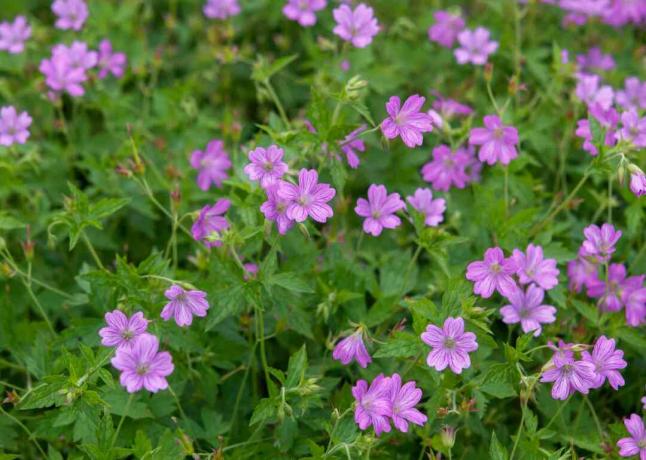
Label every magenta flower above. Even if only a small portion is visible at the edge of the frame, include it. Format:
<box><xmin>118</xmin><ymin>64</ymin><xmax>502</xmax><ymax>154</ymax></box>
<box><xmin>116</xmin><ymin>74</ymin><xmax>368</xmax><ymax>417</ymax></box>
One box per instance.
<box><xmin>622</xmin><ymin>275</ymin><xmax>646</xmax><ymax>327</ymax></box>
<box><xmin>454</xmin><ymin>27</ymin><xmax>498</xmax><ymax>66</ymax></box>
<box><xmin>581</xmin><ymin>336</ymin><xmax>626</xmax><ymax>390</ymax></box>
<box><xmin>53</xmin><ymin>41</ymin><xmax>98</xmax><ymax>71</ymax></box>
<box><xmin>97</xmin><ymin>40</ymin><xmax>127</xmax><ymax>79</ymax></box>
<box><xmin>261</xmin><ymin>184</ymin><xmax>295</xmax><ymax>235</ymax></box>
<box><xmin>431</xmin><ymin>91</ymin><xmax>473</xmax><ymax>118</ymax></box>
<box><xmin>586</xmin><ymin>263</ymin><xmax>628</xmax><ymax>312</ymax></box>
<box><xmin>52</xmin><ymin>0</ymin><xmax>88</xmax><ymax>31</ymax></box>
<box><xmin>99</xmin><ymin>310</ymin><xmax>148</xmax><ymax>349</ymax></box>
<box><xmin>581</xmin><ymin>223</ymin><xmax>622</xmax><ymax>263</ymax></box>
<box><xmin>332</xmin><ymin>329</ymin><xmax>371</xmax><ymax>368</ymax></box>
<box><xmin>618</xmin><ymin>109</ymin><xmax>646</xmax><ymax>148</ymax></box>
<box><xmin>111</xmin><ymin>333</ymin><xmax>174</xmax><ymax>393</ymax></box>
<box><xmin>39</xmin><ymin>53</ymin><xmax>88</xmax><ymax>97</ymax></box>
<box><xmin>617</xmin><ymin>414</ymin><xmax>646</xmax><ymax>459</ymax></box>
<box><xmin>277</xmin><ymin>169</ymin><xmax>336</xmax><ymax>223</ymax></box>
<box><xmin>0</xmin><ymin>106</ymin><xmax>32</xmax><ymax>147</ymax></box>
<box><xmin>332</xmin><ymin>3</ymin><xmax>379</xmax><ymax>48</ymax></box>
<box><xmin>428</xmin><ymin>10</ymin><xmax>464</xmax><ymax>48</ymax></box>
<box><xmin>575</xmin><ymin>74</ymin><xmax>614</xmax><ymax>110</ymax></box>
<box><xmin>574</xmin><ymin>104</ymin><xmax>619</xmax><ymax>156</ymax></box>
<box><xmin>630</xmin><ymin>172</ymin><xmax>646</xmax><ymax>197</ymax></box>
<box><xmin>576</xmin><ymin>47</ymin><xmax>615</xmax><ymax>73</ymax></box>
<box><xmin>421</xmin><ymin>144</ymin><xmax>474</xmax><ymax>191</ymax></box>
<box><xmin>161</xmin><ymin>285</ymin><xmax>210</xmax><ymax>327</ymax></box>
<box><xmin>339</xmin><ymin>126</ymin><xmax>366</xmax><ymax>168</ymax></box>
<box><xmin>381</xmin><ymin>95</ymin><xmax>434</xmax><ymax>148</ymax></box>
<box><xmin>466</xmin><ymin>247</ymin><xmax>517</xmax><ymax>298</ymax></box>
<box><xmin>500</xmin><ymin>284</ymin><xmax>557</xmax><ymax>337</ymax></box>
<box><xmin>352</xmin><ymin>374</ymin><xmax>392</xmax><ymax>436</ymax></box>
<box><xmin>243</xmin><ymin>145</ymin><xmax>288</xmax><ymax>188</ymax></box>
<box><xmin>203</xmin><ymin>0</ymin><xmax>240</xmax><ymax>19</ymax></box>
<box><xmin>421</xmin><ymin>317</ymin><xmax>478</xmax><ymax>374</ymax></box>
<box><xmin>512</xmin><ymin>243</ymin><xmax>559</xmax><ymax>290</ymax></box>
<box><xmin>191</xmin><ymin>199</ymin><xmax>231</xmax><ymax>247</ymax></box>
<box><xmin>540</xmin><ymin>354</ymin><xmax>596</xmax><ymax>400</ymax></box>
<box><xmin>190</xmin><ymin>140</ymin><xmax>232</xmax><ymax>190</ymax></box>
<box><xmin>567</xmin><ymin>251</ymin><xmax>598</xmax><ymax>293</ymax></box>
<box><xmin>406</xmin><ymin>188</ymin><xmax>446</xmax><ymax>227</ymax></box>
<box><xmin>389</xmin><ymin>374</ymin><xmax>427</xmax><ymax>433</ymax></box>
<box><xmin>283</xmin><ymin>0</ymin><xmax>327</xmax><ymax>27</ymax></box>
<box><xmin>616</xmin><ymin>77</ymin><xmax>646</xmax><ymax>111</ymax></box>
<box><xmin>0</xmin><ymin>16</ymin><xmax>31</xmax><ymax>54</ymax></box>
<box><xmin>469</xmin><ymin>115</ymin><xmax>519</xmax><ymax>165</ymax></box>
<box><xmin>355</xmin><ymin>184</ymin><xmax>405</xmax><ymax>237</ymax></box>
<box><xmin>243</xmin><ymin>263</ymin><xmax>258</xmax><ymax>280</ymax></box>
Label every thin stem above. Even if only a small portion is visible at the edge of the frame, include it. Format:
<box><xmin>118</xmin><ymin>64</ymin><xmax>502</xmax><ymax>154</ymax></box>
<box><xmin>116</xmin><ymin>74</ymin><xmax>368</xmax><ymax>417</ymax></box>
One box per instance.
<box><xmin>228</xmin><ymin>343</ymin><xmax>257</xmax><ymax>440</ymax></box>
<box><xmin>23</xmin><ymin>280</ymin><xmax>56</xmax><ymax>335</ymax></box>
<box><xmin>168</xmin><ymin>385</ymin><xmax>188</xmax><ymax>421</ymax></box>
<box><xmin>510</xmin><ymin>405</ymin><xmax>526</xmax><ymax>460</ymax></box>
<box><xmin>263</xmin><ymin>79</ymin><xmax>290</xmax><ymax>129</ymax></box>
<box><xmin>222</xmin><ymin>437</ymin><xmax>273</xmax><ymax>452</ymax></box>
<box><xmin>0</xmin><ymin>405</ymin><xmax>48</xmax><ymax>458</ymax></box>
<box><xmin>82</xmin><ymin>231</ymin><xmax>105</xmax><ymax>270</ymax></box>
<box><xmin>76</xmin><ymin>350</ymin><xmax>113</xmax><ymax>387</ymax></box>
<box><xmin>0</xmin><ymin>380</ymin><xmax>24</xmax><ymax>391</ymax></box>
<box><xmin>607</xmin><ymin>179</ymin><xmax>613</xmax><ymax>223</ymax></box>
<box><xmin>111</xmin><ymin>393</ymin><xmax>134</xmax><ymax>448</ymax></box>
<box><xmin>584</xmin><ymin>395</ymin><xmax>604</xmax><ymax>442</ymax></box>
<box><xmin>136</xmin><ymin>177</ymin><xmax>193</xmax><ymax>239</ymax></box>
<box><xmin>504</xmin><ymin>165</ymin><xmax>510</xmax><ymax>216</ymax></box>
<box><xmin>542</xmin><ymin>397</ymin><xmax>570</xmax><ymax>432</ymax></box>
<box><xmin>254</xmin><ymin>302</ymin><xmax>273</xmax><ymax>396</ymax></box>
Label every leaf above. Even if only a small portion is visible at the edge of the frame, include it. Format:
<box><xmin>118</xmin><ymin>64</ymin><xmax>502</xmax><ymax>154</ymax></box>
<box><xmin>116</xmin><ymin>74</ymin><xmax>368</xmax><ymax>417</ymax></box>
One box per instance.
<box><xmin>571</xmin><ymin>299</ymin><xmax>598</xmax><ymax>323</ymax></box>
<box><xmin>134</xmin><ymin>430</ymin><xmax>153</xmax><ymax>459</ymax></box>
<box><xmin>251</xmin><ymin>54</ymin><xmax>298</xmax><ymax>82</ymax></box>
<box><xmin>266</xmin><ymin>272</ymin><xmax>314</xmax><ymax>293</ymax></box>
<box><xmin>285</xmin><ymin>345</ymin><xmax>307</xmax><ymax>389</ymax></box>
<box><xmin>0</xmin><ymin>213</ymin><xmax>25</xmax><ymax>230</ymax></box>
<box><xmin>374</xmin><ymin>332</ymin><xmax>421</xmax><ymax>358</ymax></box>
<box><xmin>249</xmin><ymin>397</ymin><xmax>278</xmax><ymax>426</ymax></box>
<box><xmin>489</xmin><ymin>431</ymin><xmax>509</xmax><ymax>460</ymax></box>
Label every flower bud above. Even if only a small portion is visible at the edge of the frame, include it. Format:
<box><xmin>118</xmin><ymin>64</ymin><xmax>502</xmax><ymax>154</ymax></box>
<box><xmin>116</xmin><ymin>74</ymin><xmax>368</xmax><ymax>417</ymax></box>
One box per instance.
<box><xmin>441</xmin><ymin>426</ymin><xmax>456</xmax><ymax>448</ymax></box>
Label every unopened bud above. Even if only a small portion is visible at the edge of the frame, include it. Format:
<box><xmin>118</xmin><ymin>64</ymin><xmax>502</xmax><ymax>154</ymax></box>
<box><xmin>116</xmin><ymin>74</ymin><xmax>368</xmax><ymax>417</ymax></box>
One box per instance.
<box><xmin>440</xmin><ymin>426</ymin><xmax>456</xmax><ymax>448</ymax></box>
<box><xmin>484</xmin><ymin>63</ymin><xmax>493</xmax><ymax>82</ymax></box>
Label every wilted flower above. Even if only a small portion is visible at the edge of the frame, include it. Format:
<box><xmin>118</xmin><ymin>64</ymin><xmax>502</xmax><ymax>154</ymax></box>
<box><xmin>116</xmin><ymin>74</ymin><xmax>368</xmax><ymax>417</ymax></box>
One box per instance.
<box><xmin>332</xmin><ymin>3</ymin><xmax>379</xmax><ymax>48</ymax></box>
<box><xmin>97</xmin><ymin>40</ymin><xmax>127</xmax><ymax>79</ymax></box>
<box><xmin>0</xmin><ymin>16</ymin><xmax>31</xmax><ymax>54</ymax></box>
<box><xmin>454</xmin><ymin>27</ymin><xmax>498</xmax><ymax>65</ymax></box>
<box><xmin>389</xmin><ymin>374</ymin><xmax>427</xmax><ymax>432</ymax></box>
<box><xmin>332</xmin><ymin>328</ymin><xmax>371</xmax><ymax>368</ymax></box>
<box><xmin>244</xmin><ymin>145</ymin><xmax>288</xmax><ymax>188</ymax></box>
<box><xmin>203</xmin><ymin>0</ymin><xmax>240</xmax><ymax>19</ymax></box>
<box><xmin>617</xmin><ymin>414</ymin><xmax>646</xmax><ymax>459</ymax></box>
<box><xmin>283</xmin><ymin>0</ymin><xmax>327</xmax><ymax>27</ymax></box>
<box><xmin>512</xmin><ymin>243</ymin><xmax>560</xmax><ymax>290</ymax></box>
<box><xmin>99</xmin><ymin>310</ymin><xmax>148</xmax><ymax>349</ymax></box>
<box><xmin>111</xmin><ymin>333</ymin><xmax>174</xmax><ymax>393</ymax></box>
<box><xmin>466</xmin><ymin>247</ymin><xmax>517</xmax><ymax>298</ymax></box>
<box><xmin>421</xmin><ymin>317</ymin><xmax>479</xmax><ymax>374</ymax></box>
<box><xmin>0</xmin><ymin>106</ymin><xmax>32</xmax><ymax>147</ymax></box>
<box><xmin>352</xmin><ymin>374</ymin><xmax>393</xmax><ymax>436</ymax></box>
<box><xmin>629</xmin><ymin>171</ymin><xmax>646</xmax><ymax>197</ymax></box>
<box><xmin>381</xmin><ymin>95</ymin><xmax>434</xmax><ymax>148</ymax></box>
<box><xmin>161</xmin><ymin>285</ymin><xmax>210</xmax><ymax>327</ymax></box>
<box><xmin>355</xmin><ymin>184</ymin><xmax>406</xmax><ymax>236</ymax></box>
<box><xmin>277</xmin><ymin>169</ymin><xmax>336</xmax><ymax>223</ymax></box>
<box><xmin>52</xmin><ymin>0</ymin><xmax>89</xmax><ymax>31</ymax></box>
<box><xmin>339</xmin><ymin>126</ymin><xmax>366</xmax><ymax>168</ymax></box>
<box><xmin>469</xmin><ymin>115</ymin><xmax>519</xmax><ymax>165</ymax></box>
<box><xmin>428</xmin><ymin>10</ymin><xmax>464</xmax><ymax>48</ymax></box>
<box><xmin>191</xmin><ymin>199</ymin><xmax>231</xmax><ymax>247</ymax></box>
<box><xmin>406</xmin><ymin>188</ymin><xmax>446</xmax><ymax>227</ymax></box>
<box><xmin>190</xmin><ymin>140</ymin><xmax>232</xmax><ymax>190</ymax></box>
<box><xmin>581</xmin><ymin>336</ymin><xmax>626</xmax><ymax>390</ymax></box>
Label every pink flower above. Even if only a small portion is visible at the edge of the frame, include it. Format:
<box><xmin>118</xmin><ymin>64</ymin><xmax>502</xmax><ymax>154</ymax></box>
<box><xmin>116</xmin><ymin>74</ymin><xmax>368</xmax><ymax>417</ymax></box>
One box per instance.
<box><xmin>52</xmin><ymin>41</ymin><xmax>98</xmax><ymax>71</ymax></box>
<box><xmin>540</xmin><ymin>353</ymin><xmax>596</xmax><ymax>400</ymax></box>
<box><xmin>512</xmin><ymin>243</ymin><xmax>560</xmax><ymax>290</ymax></box>
<box><xmin>332</xmin><ymin>329</ymin><xmax>371</xmax><ymax>368</ymax></box>
<box><xmin>0</xmin><ymin>106</ymin><xmax>32</xmax><ymax>147</ymax></box>
<box><xmin>469</xmin><ymin>115</ymin><xmax>519</xmax><ymax>165</ymax></box>
<box><xmin>39</xmin><ymin>52</ymin><xmax>88</xmax><ymax>97</ymax></box>
<box><xmin>574</xmin><ymin>104</ymin><xmax>619</xmax><ymax>156</ymax></box>
<box><xmin>630</xmin><ymin>171</ymin><xmax>646</xmax><ymax>197</ymax></box>
<box><xmin>161</xmin><ymin>285</ymin><xmax>210</xmax><ymax>327</ymax></box>
<box><xmin>421</xmin><ymin>144</ymin><xmax>475</xmax><ymax>191</ymax></box>
<box><xmin>190</xmin><ymin>140</ymin><xmax>232</xmax><ymax>190</ymax></box>
<box><xmin>99</xmin><ymin>310</ymin><xmax>148</xmax><ymax>349</ymax></box>
<box><xmin>52</xmin><ymin>0</ymin><xmax>89</xmax><ymax>31</ymax></box>
<box><xmin>421</xmin><ymin>317</ymin><xmax>478</xmax><ymax>374</ymax></box>
<box><xmin>243</xmin><ymin>145</ymin><xmax>288</xmax><ymax>188</ymax></box>
<box><xmin>389</xmin><ymin>374</ymin><xmax>427</xmax><ymax>432</ymax></box>
<box><xmin>428</xmin><ymin>10</ymin><xmax>464</xmax><ymax>48</ymax></box>
<box><xmin>97</xmin><ymin>40</ymin><xmax>127</xmax><ymax>79</ymax></box>
<box><xmin>500</xmin><ymin>284</ymin><xmax>557</xmax><ymax>337</ymax></box>
<box><xmin>406</xmin><ymin>188</ymin><xmax>446</xmax><ymax>227</ymax></box>
<box><xmin>111</xmin><ymin>333</ymin><xmax>174</xmax><ymax>393</ymax></box>
<box><xmin>431</xmin><ymin>91</ymin><xmax>473</xmax><ymax>118</ymax></box>
<box><xmin>618</xmin><ymin>109</ymin><xmax>646</xmax><ymax>148</ymax></box>
<box><xmin>381</xmin><ymin>95</ymin><xmax>434</xmax><ymax>148</ymax></box>
<box><xmin>466</xmin><ymin>247</ymin><xmax>517</xmax><ymax>298</ymax></box>
<box><xmin>575</xmin><ymin>74</ymin><xmax>614</xmax><ymax>110</ymax></box>
<box><xmin>581</xmin><ymin>223</ymin><xmax>622</xmax><ymax>263</ymax></box>
<box><xmin>0</xmin><ymin>16</ymin><xmax>31</xmax><ymax>54</ymax></box>
<box><xmin>191</xmin><ymin>199</ymin><xmax>231</xmax><ymax>247</ymax></box>
<box><xmin>243</xmin><ymin>263</ymin><xmax>258</xmax><ymax>280</ymax></box>
<box><xmin>339</xmin><ymin>126</ymin><xmax>366</xmax><ymax>168</ymax></box>
<box><xmin>355</xmin><ymin>184</ymin><xmax>405</xmax><ymax>236</ymax></box>
<box><xmin>567</xmin><ymin>250</ymin><xmax>598</xmax><ymax>293</ymax></box>
<box><xmin>586</xmin><ymin>263</ymin><xmax>629</xmax><ymax>312</ymax></box>
<box><xmin>352</xmin><ymin>374</ymin><xmax>393</xmax><ymax>436</ymax></box>
<box><xmin>581</xmin><ymin>336</ymin><xmax>626</xmax><ymax>390</ymax></box>
<box><xmin>277</xmin><ymin>169</ymin><xmax>336</xmax><ymax>223</ymax></box>
<box><xmin>203</xmin><ymin>0</ymin><xmax>240</xmax><ymax>19</ymax></box>
<box><xmin>261</xmin><ymin>184</ymin><xmax>295</xmax><ymax>234</ymax></box>
<box><xmin>617</xmin><ymin>414</ymin><xmax>646</xmax><ymax>459</ymax></box>
<box><xmin>576</xmin><ymin>47</ymin><xmax>615</xmax><ymax>73</ymax></box>
<box><xmin>622</xmin><ymin>275</ymin><xmax>645</xmax><ymax>327</ymax></box>
<box><xmin>332</xmin><ymin>3</ymin><xmax>379</xmax><ymax>48</ymax></box>
<box><xmin>454</xmin><ymin>27</ymin><xmax>498</xmax><ymax>66</ymax></box>
<box><xmin>616</xmin><ymin>77</ymin><xmax>646</xmax><ymax>111</ymax></box>
<box><xmin>283</xmin><ymin>0</ymin><xmax>327</xmax><ymax>27</ymax></box>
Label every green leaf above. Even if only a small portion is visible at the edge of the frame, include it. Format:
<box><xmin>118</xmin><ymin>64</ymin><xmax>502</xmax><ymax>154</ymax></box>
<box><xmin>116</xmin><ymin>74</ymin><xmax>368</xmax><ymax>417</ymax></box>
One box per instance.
<box><xmin>266</xmin><ymin>272</ymin><xmax>314</xmax><ymax>293</ymax></box>
<box><xmin>489</xmin><ymin>431</ymin><xmax>509</xmax><ymax>460</ymax></box>
<box><xmin>251</xmin><ymin>54</ymin><xmax>298</xmax><ymax>81</ymax></box>
<box><xmin>249</xmin><ymin>397</ymin><xmax>278</xmax><ymax>426</ymax></box>
<box><xmin>134</xmin><ymin>430</ymin><xmax>154</xmax><ymax>459</ymax></box>
<box><xmin>285</xmin><ymin>345</ymin><xmax>307</xmax><ymax>389</ymax></box>
<box><xmin>0</xmin><ymin>213</ymin><xmax>25</xmax><ymax>230</ymax></box>
<box><xmin>374</xmin><ymin>332</ymin><xmax>421</xmax><ymax>358</ymax></box>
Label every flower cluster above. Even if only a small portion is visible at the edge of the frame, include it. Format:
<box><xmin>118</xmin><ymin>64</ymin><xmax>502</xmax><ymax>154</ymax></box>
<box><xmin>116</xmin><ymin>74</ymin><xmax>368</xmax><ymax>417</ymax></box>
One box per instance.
<box><xmin>421</xmin><ymin>144</ymin><xmax>480</xmax><ymax>191</ymax></box>
<box><xmin>545</xmin><ymin>0</ymin><xmax>646</xmax><ymax>28</ymax></box>
<box><xmin>0</xmin><ymin>16</ymin><xmax>31</xmax><ymax>54</ymax></box>
<box><xmin>203</xmin><ymin>0</ymin><xmax>240</xmax><ymax>19</ymax></box>
<box><xmin>52</xmin><ymin>0</ymin><xmax>88</xmax><ymax>31</ymax></box>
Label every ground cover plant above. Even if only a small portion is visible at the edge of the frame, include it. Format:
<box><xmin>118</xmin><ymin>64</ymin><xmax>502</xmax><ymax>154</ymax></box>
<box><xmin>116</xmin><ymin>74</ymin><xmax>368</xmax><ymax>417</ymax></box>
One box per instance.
<box><xmin>0</xmin><ymin>0</ymin><xmax>645</xmax><ymax>458</ymax></box>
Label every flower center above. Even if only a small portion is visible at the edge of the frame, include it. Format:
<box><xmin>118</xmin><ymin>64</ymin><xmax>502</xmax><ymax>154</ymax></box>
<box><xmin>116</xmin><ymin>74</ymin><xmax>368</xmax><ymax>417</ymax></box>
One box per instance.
<box><xmin>443</xmin><ymin>157</ymin><xmax>455</xmax><ymax>168</ymax></box>
<box><xmin>371</xmin><ymin>210</ymin><xmax>381</xmax><ymax>219</ymax></box>
<box><xmin>121</xmin><ymin>329</ymin><xmax>134</xmax><ymax>340</ymax></box>
<box><xmin>490</xmin><ymin>263</ymin><xmax>501</xmax><ymax>274</ymax></box>
<box><xmin>493</xmin><ymin>127</ymin><xmax>504</xmax><ymax>139</ymax></box>
<box><xmin>443</xmin><ymin>337</ymin><xmax>456</xmax><ymax>349</ymax></box>
<box><xmin>136</xmin><ymin>363</ymin><xmax>149</xmax><ymax>375</ymax></box>
<box><xmin>519</xmin><ymin>308</ymin><xmax>530</xmax><ymax>319</ymax></box>
<box><xmin>263</xmin><ymin>161</ymin><xmax>274</xmax><ymax>172</ymax></box>
<box><xmin>297</xmin><ymin>195</ymin><xmax>311</xmax><ymax>206</ymax></box>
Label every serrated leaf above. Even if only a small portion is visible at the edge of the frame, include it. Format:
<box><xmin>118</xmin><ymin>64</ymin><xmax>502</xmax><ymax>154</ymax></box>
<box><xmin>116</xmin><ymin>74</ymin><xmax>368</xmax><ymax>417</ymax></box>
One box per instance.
<box><xmin>489</xmin><ymin>431</ymin><xmax>509</xmax><ymax>460</ymax></box>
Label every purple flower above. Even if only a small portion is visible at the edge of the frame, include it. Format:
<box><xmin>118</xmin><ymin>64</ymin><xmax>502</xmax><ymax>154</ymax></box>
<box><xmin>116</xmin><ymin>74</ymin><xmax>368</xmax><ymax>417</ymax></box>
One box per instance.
<box><xmin>602</xmin><ymin>0</ymin><xmax>646</xmax><ymax>27</ymax></box>
<box><xmin>52</xmin><ymin>41</ymin><xmax>98</xmax><ymax>71</ymax></box>
<box><xmin>575</xmin><ymin>104</ymin><xmax>619</xmax><ymax>156</ymax></box>
<box><xmin>261</xmin><ymin>184</ymin><xmax>295</xmax><ymax>234</ymax></box>
<box><xmin>203</xmin><ymin>0</ymin><xmax>240</xmax><ymax>19</ymax></box>
<box><xmin>466</xmin><ymin>247</ymin><xmax>517</xmax><ymax>298</ymax></box>
<box><xmin>161</xmin><ymin>285</ymin><xmax>210</xmax><ymax>327</ymax></box>
<box><xmin>618</xmin><ymin>109</ymin><xmax>646</xmax><ymax>148</ymax></box>
<box><xmin>469</xmin><ymin>115</ymin><xmax>519</xmax><ymax>165</ymax></box>
<box><xmin>630</xmin><ymin>171</ymin><xmax>646</xmax><ymax>197</ymax></box>
<box><xmin>421</xmin><ymin>144</ymin><xmax>474</xmax><ymax>191</ymax></box>
<box><xmin>0</xmin><ymin>106</ymin><xmax>32</xmax><ymax>147</ymax></box>
<box><xmin>277</xmin><ymin>169</ymin><xmax>336</xmax><ymax>223</ymax></box>
<box><xmin>406</xmin><ymin>188</ymin><xmax>446</xmax><ymax>227</ymax></box>
<box><xmin>389</xmin><ymin>374</ymin><xmax>427</xmax><ymax>432</ymax></box>
<box><xmin>0</xmin><ymin>16</ymin><xmax>31</xmax><ymax>54</ymax></box>
<box><xmin>576</xmin><ymin>47</ymin><xmax>615</xmax><ymax>73</ymax></box>
<box><xmin>581</xmin><ymin>336</ymin><xmax>626</xmax><ymax>390</ymax></box>
<box><xmin>243</xmin><ymin>145</ymin><xmax>288</xmax><ymax>188</ymax></box>
<box><xmin>381</xmin><ymin>95</ymin><xmax>434</xmax><ymax>148</ymax></box>
<box><xmin>616</xmin><ymin>77</ymin><xmax>646</xmax><ymax>111</ymax></box>
<box><xmin>39</xmin><ymin>53</ymin><xmax>88</xmax><ymax>97</ymax></box>
<box><xmin>339</xmin><ymin>126</ymin><xmax>366</xmax><ymax>168</ymax></box>
<box><xmin>540</xmin><ymin>354</ymin><xmax>596</xmax><ymax>400</ymax></box>
<box><xmin>617</xmin><ymin>414</ymin><xmax>646</xmax><ymax>459</ymax></box>
<box><xmin>190</xmin><ymin>140</ymin><xmax>232</xmax><ymax>190</ymax></box>
<box><xmin>99</xmin><ymin>310</ymin><xmax>148</xmax><ymax>349</ymax></box>
<box><xmin>454</xmin><ymin>27</ymin><xmax>498</xmax><ymax>66</ymax></box>
<box><xmin>581</xmin><ymin>223</ymin><xmax>622</xmax><ymax>263</ymax></box>
<box><xmin>512</xmin><ymin>243</ymin><xmax>559</xmax><ymax>290</ymax></box>
<box><xmin>428</xmin><ymin>10</ymin><xmax>464</xmax><ymax>48</ymax></box>
<box><xmin>332</xmin><ymin>329</ymin><xmax>371</xmax><ymax>368</ymax></box>
<box><xmin>191</xmin><ymin>199</ymin><xmax>231</xmax><ymax>247</ymax></box>
<box><xmin>500</xmin><ymin>284</ymin><xmax>557</xmax><ymax>337</ymax></box>
<box><xmin>283</xmin><ymin>0</ymin><xmax>327</xmax><ymax>27</ymax></box>
<box><xmin>243</xmin><ymin>263</ymin><xmax>258</xmax><ymax>280</ymax></box>
<box><xmin>52</xmin><ymin>0</ymin><xmax>88</xmax><ymax>31</ymax></box>
<box><xmin>352</xmin><ymin>374</ymin><xmax>393</xmax><ymax>436</ymax></box>
<box><xmin>431</xmin><ymin>91</ymin><xmax>473</xmax><ymax>118</ymax></box>
<box><xmin>587</xmin><ymin>263</ymin><xmax>629</xmax><ymax>312</ymax></box>
<box><xmin>97</xmin><ymin>40</ymin><xmax>127</xmax><ymax>79</ymax></box>
<box><xmin>355</xmin><ymin>184</ymin><xmax>405</xmax><ymax>236</ymax></box>
<box><xmin>111</xmin><ymin>333</ymin><xmax>174</xmax><ymax>393</ymax></box>
<box><xmin>421</xmin><ymin>317</ymin><xmax>478</xmax><ymax>374</ymax></box>
<box><xmin>622</xmin><ymin>275</ymin><xmax>646</xmax><ymax>327</ymax></box>
<box><xmin>567</xmin><ymin>251</ymin><xmax>598</xmax><ymax>293</ymax></box>
<box><xmin>332</xmin><ymin>3</ymin><xmax>379</xmax><ymax>48</ymax></box>
<box><xmin>575</xmin><ymin>74</ymin><xmax>614</xmax><ymax>110</ymax></box>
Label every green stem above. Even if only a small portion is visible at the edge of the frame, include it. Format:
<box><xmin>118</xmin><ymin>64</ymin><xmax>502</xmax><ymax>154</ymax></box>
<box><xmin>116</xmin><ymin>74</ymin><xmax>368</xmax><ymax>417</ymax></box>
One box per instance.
<box><xmin>23</xmin><ymin>280</ymin><xmax>56</xmax><ymax>335</ymax></box>
<box><xmin>136</xmin><ymin>178</ymin><xmax>193</xmax><ymax>239</ymax></box>
<box><xmin>111</xmin><ymin>393</ymin><xmax>134</xmax><ymax>448</ymax></box>
<box><xmin>76</xmin><ymin>350</ymin><xmax>113</xmax><ymax>387</ymax></box>
<box><xmin>228</xmin><ymin>343</ymin><xmax>257</xmax><ymax>440</ymax></box>
<box><xmin>254</xmin><ymin>302</ymin><xmax>273</xmax><ymax>395</ymax></box>
<box><xmin>510</xmin><ymin>405</ymin><xmax>527</xmax><ymax>460</ymax></box>
<box><xmin>504</xmin><ymin>165</ymin><xmax>510</xmax><ymax>216</ymax></box>
<box><xmin>264</xmin><ymin>79</ymin><xmax>290</xmax><ymax>129</ymax></box>
<box><xmin>542</xmin><ymin>398</ymin><xmax>570</xmax><ymax>432</ymax></box>
<box><xmin>0</xmin><ymin>405</ymin><xmax>48</xmax><ymax>459</ymax></box>
<box><xmin>0</xmin><ymin>380</ymin><xmax>24</xmax><ymax>391</ymax></box>
<box><xmin>82</xmin><ymin>231</ymin><xmax>105</xmax><ymax>270</ymax></box>
<box><xmin>168</xmin><ymin>385</ymin><xmax>188</xmax><ymax>421</ymax></box>
<box><xmin>584</xmin><ymin>395</ymin><xmax>604</xmax><ymax>442</ymax></box>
